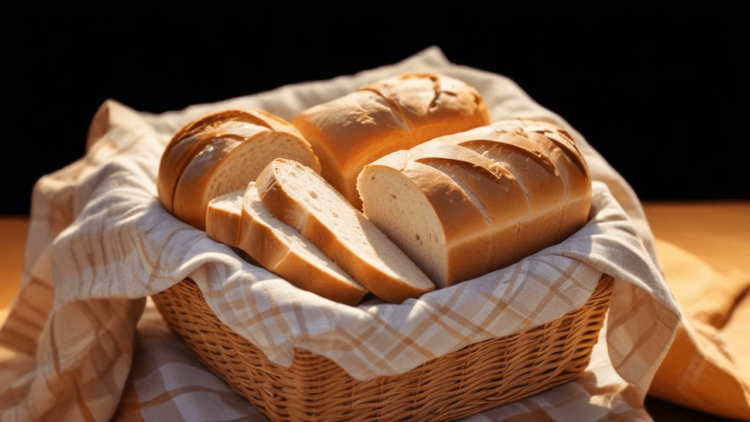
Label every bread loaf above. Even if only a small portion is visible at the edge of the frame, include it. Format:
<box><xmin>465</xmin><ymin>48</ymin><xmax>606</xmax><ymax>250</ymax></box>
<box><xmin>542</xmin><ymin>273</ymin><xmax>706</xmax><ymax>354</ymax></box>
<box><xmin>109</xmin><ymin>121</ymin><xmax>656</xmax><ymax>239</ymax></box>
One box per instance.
<box><xmin>157</xmin><ymin>109</ymin><xmax>321</xmax><ymax>230</ymax></box>
<box><xmin>206</xmin><ymin>187</ymin><xmax>368</xmax><ymax>306</ymax></box>
<box><xmin>292</xmin><ymin>72</ymin><xmax>491</xmax><ymax>209</ymax></box>
<box><xmin>357</xmin><ymin>119</ymin><xmax>592</xmax><ymax>288</ymax></box>
<box><xmin>255</xmin><ymin>158</ymin><xmax>435</xmax><ymax>304</ymax></box>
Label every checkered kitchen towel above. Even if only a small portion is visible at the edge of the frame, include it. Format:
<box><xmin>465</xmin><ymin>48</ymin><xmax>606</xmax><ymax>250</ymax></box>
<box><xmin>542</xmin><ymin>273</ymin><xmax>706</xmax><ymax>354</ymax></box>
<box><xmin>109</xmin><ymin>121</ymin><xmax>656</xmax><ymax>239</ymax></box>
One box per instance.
<box><xmin>0</xmin><ymin>46</ymin><xmax>680</xmax><ymax>421</ymax></box>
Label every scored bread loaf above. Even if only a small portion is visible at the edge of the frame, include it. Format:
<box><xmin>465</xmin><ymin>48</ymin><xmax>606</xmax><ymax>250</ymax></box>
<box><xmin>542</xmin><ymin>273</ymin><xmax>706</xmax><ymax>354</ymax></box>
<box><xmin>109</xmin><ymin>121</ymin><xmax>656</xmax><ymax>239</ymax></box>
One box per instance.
<box><xmin>357</xmin><ymin>119</ymin><xmax>592</xmax><ymax>288</ymax></box>
<box><xmin>206</xmin><ymin>187</ymin><xmax>368</xmax><ymax>306</ymax></box>
<box><xmin>255</xmin><ymin>158</ymin><xmax>435</xmax><ymax>304</ymax></box>
<box><xmin>292</xmin><ymin>72</ymin><xmax>491</xmax><ymax>209</ymax></box>
<box><xmin>157</xmin><ymin>109</ymin><xmax>321</xmax><ymax>230</ymax></box>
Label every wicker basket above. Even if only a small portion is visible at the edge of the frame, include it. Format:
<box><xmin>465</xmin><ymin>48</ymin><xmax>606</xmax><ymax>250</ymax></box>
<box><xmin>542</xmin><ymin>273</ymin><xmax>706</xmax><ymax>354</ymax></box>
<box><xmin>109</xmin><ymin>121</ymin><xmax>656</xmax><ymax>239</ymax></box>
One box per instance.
<box><xmin>152</xmin><ymin>274</ymin><xmax>614</xmax><ymax>422</ymax></box>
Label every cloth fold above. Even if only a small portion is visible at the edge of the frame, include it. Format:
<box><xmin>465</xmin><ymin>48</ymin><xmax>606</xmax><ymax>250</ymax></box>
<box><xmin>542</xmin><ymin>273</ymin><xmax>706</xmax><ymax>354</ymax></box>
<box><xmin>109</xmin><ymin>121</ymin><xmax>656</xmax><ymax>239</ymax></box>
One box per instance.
<box><xmin>646</xmin><ymin>203</ymin><xmax>750</xmax><ymax>420</ymax></box>
<box><xmin>1</xmin><ymin>46</ymin><xmax>686</xmax><ymax>421</ymax></box>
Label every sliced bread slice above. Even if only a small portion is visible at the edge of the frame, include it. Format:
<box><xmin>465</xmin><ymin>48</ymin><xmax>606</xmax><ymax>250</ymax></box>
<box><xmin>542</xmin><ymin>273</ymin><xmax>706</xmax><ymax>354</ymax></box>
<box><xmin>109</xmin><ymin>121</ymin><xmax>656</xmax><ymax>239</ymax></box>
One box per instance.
<box><xmin>158</xmin><ymin>118</ymin><xmax>254</xmax><ymax>212</ymax></box>
<box><xmin>158</xmin><ymin>109</ymin><xmax>321</xmax><ymax>229</ymax></box>
<box><xmin>172</xmin><ymin>123</ymin><xmax>320</xmax><ymax>230</ymax></box>
<box><xmin>205</xmin><ymin>186</ymin><xmax>368</xmax><ymax>306</ymax></box>
<box><xmin>255</xmin><ymin>158</ymin><xmax>435</xmax><ymax>303</ymax></box>
<box><xmin>206</xmin><ymin>190</ymin><xmax>244</xmax><ymax>248</ymax></box>
<box><xmin>239</xmin><ymin>184</ymin><xmax>368</xmax><ymax>305</ymax></box>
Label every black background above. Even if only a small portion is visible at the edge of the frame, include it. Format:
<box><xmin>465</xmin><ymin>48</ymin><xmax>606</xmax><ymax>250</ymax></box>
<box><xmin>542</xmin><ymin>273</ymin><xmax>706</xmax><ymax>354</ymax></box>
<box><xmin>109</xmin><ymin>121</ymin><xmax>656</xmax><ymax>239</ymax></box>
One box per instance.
<box><xmin>2</xmin><ymin>1</ymin><xmax>746</xmax><ymax>215</ymax></box>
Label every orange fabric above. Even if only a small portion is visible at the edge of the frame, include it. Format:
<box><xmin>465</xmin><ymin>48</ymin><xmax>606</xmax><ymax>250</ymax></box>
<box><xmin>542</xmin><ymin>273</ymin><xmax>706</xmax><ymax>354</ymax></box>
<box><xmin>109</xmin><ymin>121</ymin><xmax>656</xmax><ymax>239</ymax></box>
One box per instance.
<box><xmin>645</xmin><ymin>202</ymin><xmax>750</xmax><ymax>420</ymax></box>
<box><xmin>0</xmin><ymin>217</ymin><xmax>28</xmax><ymax>333</ymax></box>
<box><xmin>0</xmin><ymin>217</ymin><xmax>27</xmax><ymax>310</ymax></box>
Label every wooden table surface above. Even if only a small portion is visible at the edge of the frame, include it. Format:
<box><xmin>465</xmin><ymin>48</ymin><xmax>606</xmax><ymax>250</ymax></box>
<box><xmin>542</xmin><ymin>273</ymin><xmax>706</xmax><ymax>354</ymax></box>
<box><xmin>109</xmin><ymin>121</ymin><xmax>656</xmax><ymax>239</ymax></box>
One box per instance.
<box><xmin>2</xmin><ymin>202</ymin><xmax>748</xmax><ymax>421</ymax></box>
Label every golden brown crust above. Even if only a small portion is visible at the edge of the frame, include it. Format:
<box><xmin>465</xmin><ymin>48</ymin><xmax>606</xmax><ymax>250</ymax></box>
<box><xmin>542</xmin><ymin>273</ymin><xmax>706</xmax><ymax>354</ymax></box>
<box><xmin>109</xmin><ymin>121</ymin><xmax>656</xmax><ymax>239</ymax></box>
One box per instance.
<box><xmin>205</xmin><ymin>190</ymin><xmax>243</xmax><ymax>248</ymax></box>
<box><xmin>440</xmin><ymin>121</ymin><xmax>593</xmax><ymax>262</ymax></box>
<box><xmin>157</xmin><ymin>109</ymin><xmax>320</xmax><ymax>230</ymax></box>
<box><xmin>157</xmin><ymin>109</ymin><xmax>320</xmax><ymax>216</ymax></box>
<box><xmin>438</xmin><ymin>135</ymin><xmax>564</xmax><ymax>263</ymax></box>
<box><xmin>408</xmin><ymin>141</ymin><xmax>529</xmax><ymax>274</ymax></box>
<box><xmin>454</xmin><ymin>146</ymin><xmax>560</xmax><ymax>212</ymax></box>
<box><xmin>400</xmin><ymin>160</ymin><xmax>490</xmax><ymax>245</ymax></box>
<box><xmin>159</xmin><ymin>110</ymin><xmax>265</xmax><ymax>211</ymax></box>
<box><xmin>292</xmin><ymin>72</ymin><xmax>491</xmax><ymax>209</ymax></box>
<box><xmin>400</xmin><ymin>161</ymin><xmax>493</xmax><ymax>285</ymax></box>
<box><xmin>268</xmin><ymin>252</ymin><xmax>368</xmax><ymax>306</ymax></box>
<box><xmin>166</xmin><ymin>109</ymin><xmax>308</xmax><ymax>153</ymax></box>
<box><xmin>292</xmin><ymin>91</ymin><xmax>409</xmax><ymax>209</ymax></box>
<box><xmin>254</xmin><ymin>163</ymin><xmax>305</xmax><ymax>228</ymax></box>
<box><xmin>173</xmin><ymin>136</ymin><xmax>245</xmax><ymax>229</ymax></box>
<box><xmin>362</xmin><ymin>72</ymin><xmax>491</xmax><ymax>144</ymax></box>
<box><xmin>204</xmin><ymin>186</ymin><xmax>368</xmax><ymax>306</ymax></box>
<box><xmin>300</xmin><ymin>214</ymin><xmax>432</xmax><ymax>303</ymax></box>
<box><xmin>489</xmin><ymin>120</ymin><xmax>592</xmax><ymax>243</ymax></box>
<box><xmin>359</xmin><ymin>118</ymin><xmax>593</xmax><ymax>288</ymax></box>
<box><xmin>158</xmin><ymin>119</ymin><xmax>249</xmax><ymax>212</ymax></box>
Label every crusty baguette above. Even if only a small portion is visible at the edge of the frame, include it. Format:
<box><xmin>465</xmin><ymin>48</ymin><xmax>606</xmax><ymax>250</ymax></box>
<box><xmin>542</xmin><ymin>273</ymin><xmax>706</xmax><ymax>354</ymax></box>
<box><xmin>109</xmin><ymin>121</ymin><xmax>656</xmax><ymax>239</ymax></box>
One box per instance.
<box><xmin>357</xmin><ymin>119</ymin><xmax>592</xmax><ymax>288</ymax></box>
<box><xmin>157</xmin><ymin>109</ymin><xmax>321</xmax><ymax>230</ymax></box>
<box><xmin>206</xmin><ymin>186</ymin><xmax>368</xmax><ymax>306</ymax></box>
<box><xmin>255</xmin><ymin>158</ymin><xmax>435</xmax><ymax>304</ymax></box>
<box><xmin>292</xmin><ymin>72</ymin><xmax>491</xmax><ymax>209</ymax></box>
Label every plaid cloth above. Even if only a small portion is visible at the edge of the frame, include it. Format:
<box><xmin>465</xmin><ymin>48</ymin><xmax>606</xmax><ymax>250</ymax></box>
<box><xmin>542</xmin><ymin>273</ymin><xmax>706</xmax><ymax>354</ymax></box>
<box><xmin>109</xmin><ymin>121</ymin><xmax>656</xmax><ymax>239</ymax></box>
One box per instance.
<box><xmin>0</xmin><ymin>47</ymin><xmax>682</xmax><ymax>421</ymax></box>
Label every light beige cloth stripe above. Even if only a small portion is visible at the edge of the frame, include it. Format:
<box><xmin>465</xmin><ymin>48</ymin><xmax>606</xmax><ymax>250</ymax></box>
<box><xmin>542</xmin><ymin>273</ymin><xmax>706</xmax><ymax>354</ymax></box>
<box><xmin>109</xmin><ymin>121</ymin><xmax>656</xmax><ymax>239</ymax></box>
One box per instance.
<box><xmin>0</xmin><ymin>47</ymin><xmax>680</xmax><ymax>421</ymax></box>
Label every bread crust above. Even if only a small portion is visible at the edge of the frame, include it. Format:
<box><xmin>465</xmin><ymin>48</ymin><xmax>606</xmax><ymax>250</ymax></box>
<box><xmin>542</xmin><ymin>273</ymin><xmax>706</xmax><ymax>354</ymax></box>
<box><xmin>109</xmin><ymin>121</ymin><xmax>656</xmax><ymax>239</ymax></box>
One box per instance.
<box><xmin>256</xmin><ymin>159</ymin><xmax>435</xmax><ymax>304</ymax></box>
<box><xmin>407</xmin><ymin>141</ymin><xmax>529</xmax><ymax>273</ymax></box>
<box><xmin>206</xmin><ymin>190</ymin><xmax>244</xmax><ymax>248</ymax></box>
<box><xmin>399</xmin><ymin>160</ymin><xmax>493</xmax><ymax>286</ymax></box>
<box><xmin>238</xmin><ymin>185</ymin><xmax>368</xmax><ymax>306</ymax></box>
<box><xmin>158</xmin><ymin>119</ymin><xmax>252</xmax><ymax>212</ymax></box>
<box><xmin>439</xmin><ymin>125</ymin><xmax>567</xmax><ymax>259</ymax></box>
<box><xmin>292</xmin><ymin>72</ymin><xmax>491</xmax><ymax>209</ymax></box>
<box><xmin>204</xmin><ymin>187</ymin><xmax>368</xmax><ymax>306</ymax></box>
<box><xmin>491</xmin><ymin>120</ymin><xmax>591</xmax><ymax>242</ymax></box>
<box><xmin>158</xmin><ymin>109</ymin><xmax>320</xmax><ymax>230</ymax></box>
<box><xmin>173</xmin><ymin>136</ymin><xmax>245</xmax><ymax>229</ymax></box>
<box><xmin>359</xmin><ymin>119</ymin><xmax>592</xmax><ymax>287</ymax></box>
<box><xmin>362</xmin><ymin>72</ymin><xmax>491</xmax><ymax>144</ymax></box>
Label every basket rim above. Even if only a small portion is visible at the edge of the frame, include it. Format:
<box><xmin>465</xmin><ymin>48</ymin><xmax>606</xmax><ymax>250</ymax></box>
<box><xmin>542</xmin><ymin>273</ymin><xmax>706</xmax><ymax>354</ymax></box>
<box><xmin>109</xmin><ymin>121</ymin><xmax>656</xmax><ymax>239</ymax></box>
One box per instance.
<box><xmin>153</xmin><ymin>274</ymin><xmax>614</xmax><ymax>369</ymax></box>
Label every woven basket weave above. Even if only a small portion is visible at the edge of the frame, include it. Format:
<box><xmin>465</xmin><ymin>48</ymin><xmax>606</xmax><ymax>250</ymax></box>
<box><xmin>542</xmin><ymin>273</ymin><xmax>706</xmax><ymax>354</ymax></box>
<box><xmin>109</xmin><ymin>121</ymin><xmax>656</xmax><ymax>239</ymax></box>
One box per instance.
<box><xmin>152</xmin><ymin>274</ymin><xmax>614</xmax><ymax>422</ymax></box>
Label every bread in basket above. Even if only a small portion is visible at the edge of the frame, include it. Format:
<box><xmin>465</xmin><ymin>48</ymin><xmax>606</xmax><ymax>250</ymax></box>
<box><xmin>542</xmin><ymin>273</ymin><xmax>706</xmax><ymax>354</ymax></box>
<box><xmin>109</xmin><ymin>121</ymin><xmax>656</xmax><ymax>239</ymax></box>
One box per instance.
<box><xmin>152</xmin><ymin>72</ymin><xmax>610</xmax><ymax>421</ymax></box>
